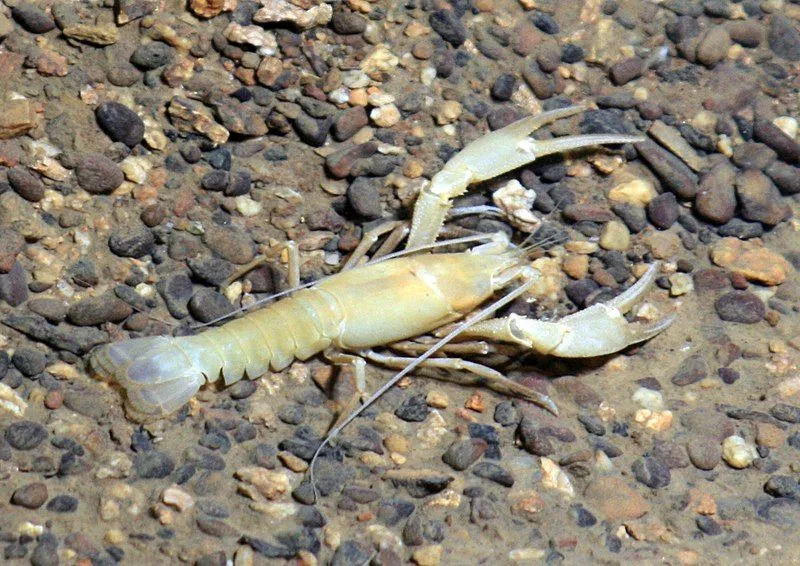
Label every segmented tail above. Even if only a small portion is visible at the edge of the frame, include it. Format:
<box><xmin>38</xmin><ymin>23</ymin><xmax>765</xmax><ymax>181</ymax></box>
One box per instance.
<box><xmin>91</xmin><ymin>336</ymin><xmax>218</xmax><ymax>415</ymax></box>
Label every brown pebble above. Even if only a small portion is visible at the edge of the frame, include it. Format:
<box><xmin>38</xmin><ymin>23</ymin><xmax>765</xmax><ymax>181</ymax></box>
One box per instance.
<box><xmin>44</xmin><ymin>390</ymin><xmax>63</xmax><ymax>410</ymax></box>
<box><xmin>730</xmin><ymin>272</ymin><xmax>748</xmax><ymax>290</ymax></box>
<box><xmin>610</xmin><ymin>57</ymin><xmax>644</xmax><ymax>86</ymax></box>
<box><xmin>583</xmin><ymin>477</ymin><xmax>649</xmax><ymax>521</ymax></box>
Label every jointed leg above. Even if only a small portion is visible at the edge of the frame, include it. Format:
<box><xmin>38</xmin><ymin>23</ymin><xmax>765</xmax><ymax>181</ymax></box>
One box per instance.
<box><xmin>365</xmin><ymin>350</ymin><xmax>558</xmax><ymax>415</ymax></box>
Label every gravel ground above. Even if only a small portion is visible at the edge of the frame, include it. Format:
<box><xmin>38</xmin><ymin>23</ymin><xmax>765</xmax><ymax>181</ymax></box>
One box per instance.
<box><xmin>0</xmin><ymin>0</ymin><xmax>799</xmax><ymax>564</ymax></box>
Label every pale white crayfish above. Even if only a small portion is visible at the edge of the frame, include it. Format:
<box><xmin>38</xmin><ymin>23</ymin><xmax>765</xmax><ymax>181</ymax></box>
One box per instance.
<box><xmin>92</xmin><ymin>105</ymin><xmax>675</xmax><ymax>472</ymax></box>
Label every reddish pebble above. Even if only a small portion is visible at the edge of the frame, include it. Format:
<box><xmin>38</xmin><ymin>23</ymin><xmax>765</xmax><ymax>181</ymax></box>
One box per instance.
<box><xmin>44</xmin><ymin>390</ymin><xmax>63</xmax><ymax>410</ymax></box>
<box><xmin>730</xmin><ymin>272</ymin><xmax>749</xmax><ymax>289</ymax></box>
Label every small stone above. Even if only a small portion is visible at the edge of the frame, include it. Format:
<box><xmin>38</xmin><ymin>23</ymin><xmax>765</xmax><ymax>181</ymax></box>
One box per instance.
<box><xmin>68</xmin><ymin>294</ymin><xmax>132</xmax><ymax>326</ymax></box>
<box><xmin>687</xmin><ymin>437</ymin><xmax>721</xmax><ymax>470</ymax></box>
<box><xmin>646</xmin><ymin>192</ymin><xmax>679</xmax><ymax>229</ymax></box>
<box><xmin>11</xmin><ymin>482</ymin><xmax>48</xmax><ymax>509</ymax></box>
<box><xmin>584</xmin><ymin>477</ymin><xmax>649</xmax><ymax>521</ymax></box>
<box><xmin>722</xmin><ymin>435</ymin><xmax>758</xmax><ymax>469</ymax></box>
<box><xmin>471</xmin><ymin>461</ymin><xmax>514</xmax><ymax>487</ymax></box>
<box><xmin>731</xmin><ymin>142</ymin><xmax>776</xmax><ymax>170</ymax></box>
<box><xmin>491</xmin><ymin>74</ymin><xmax>516</xmax><ymax>101</ymax></box>
<box><xmin>0</xmin><ymin>99</ymin><xmax>37</xmax><ymax>139</ymax></box>
<box><xmin>442</xmin><ymin>438</ymin><xmax>487</xmax><ymax>471</ymax></box>
<box><xmin>331</xmin><ymin>11</ymin><xmax>366</xmax><ymax>35</ymax></box>
<box><xmin>632</xmin><ymin>456</ymin><xmax>671</xmax><ymax>488</ymax></box>
<box><xmin>671</xmin><ymin>354</ymin><xmax>708</xmax><ymax>386</ymax></box>
<box><xmin>735</xmin><ymin>169</ymin><xmax>790</xmax><ymax>226</ymax></box>
<box><xmin>710</xmin><ymin>238</ymin><xmax>790</xmax><ymax>285</ymax></box>
<box><xmin>11</xmin><ymin>347</ymin><xmax>46</xmax><ymax>376</ymax></box>
<box><xmin>347</xmin><ymin>177</ymin><xmax>382</xmax><ymax>220</ymax></box>
<box><xmin>62</xmin><ymin>23</ymin><xmax>119</xmax><ymax>45</ymax></box>
<box><xmin>429</xmin><ymin>10</ymin><xmax>467</xmax><ymax>47</ymax></box>
<box><xmin>769</xmin><ymin>15</ymin><xmax>800</xmax><ymax>61</ymax></box>
<box><xmin>7</xmin><ymin>167</ymin><xmax>45</xmax><ymax>202</ymax></box>
<box><xmin>715</xmin><ymin>291</ymin><xmax>765</xmax><ymax>324</ymax></box>
<box><xmin>13</xmin><ymin>4</ymin><xmax>55</xmax><ymax>33</ymax></box>
<box><xmin>333</xmin><ymin>107</ymin><xmax>368</xmax><ymax>141</ymax></box>
<box><xmin>96</xmin><ymin>102</ymin><xmax>145</xmax><ymax>147</ymax></box>
<box><xmin>696</xmin><ymin>26</ymin><xmax>731</xmax><ymax>67</ymax></box>
<box><xmin>695</xmin><ymin>162</ymin><xmax>736</xmax><ymax>223</ymax></box>
<box><xmin>130</xmin><ymin>42</ymin><xmax>174</xmax><ymax>70</ymax></box>
<box><xmin>770</xmin><ymin>403</ymin><xmax>800</xmax><ymax>424</ymax></box>
<box><xmin>765</xmin><ymin>162</ymin><xmax>800</xmax><ymax>195</ymax></box>
<box><xmin>756</xmin><ymin>422</ymin><xmax>785</xmax><ymax>448</ymax></box>
<box><xmin>411</xmin><ymin>545</ymin><xmax>442</xmax><ymax>566</ymax></box>
<box><xmin>370</xmin><ymin>104</ymin><xmax>401</xmax><ymax>128</ymax></box>
<box><xmin>0</xmin><ymin>261</ymin><xmax>29</xmax><ymax>306</ymax></box>
<box><xmin>202</xmin><ymin>225</ymin><xmax>255</xmax><ymax>265</ymax></box>
<box><xmin>635</xmin><ymin>140</ymin><xmax>698</xmax><ymax>199</ymax></box>
<box><xmin>395</xmin><ymin>394</ymin><xmax>430</xmax><ymax>422</ymax></box>
<box><xmin>610</xmin><ymin>57</ymin><xmax>643</xmax><ymax>85</ymax></box>
<box><xmin>47</xmin><ymin>494</ymin><xmax>78</xmax><ymax>513</ymax></box>
<box><xmin>5</xmin><ymin>420</ymin><xmax>48</xmax><ymax>450</ymax></box>
<box><xmin>134</xmin><ymin>450</ymin><xmax>175</xmax><ymax>479</ymax></box>
<box><xmin>76</xmin><ymin>154</ymin><xmax>125</xmax><ymax>194</ymax></box>
<box><xmin>753</xmin><ymin>119</ymin><xmax>800</xmax><ymax>164</ymax></box>
<box><xmin>608</xmin><ymin>178</ymin><xmax>656</xmax><ymax>206</ymax></box>
<box><xmin>598</xmin><ymin>220</ymin><xmax>630</xmax><ymax>251</ymax></box>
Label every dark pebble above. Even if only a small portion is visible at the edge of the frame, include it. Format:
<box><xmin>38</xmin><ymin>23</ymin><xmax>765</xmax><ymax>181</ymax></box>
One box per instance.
<box><xmin>632</xmin><ymin>456</ymin><xmax>671</xmax><ymax>488</ymax></box>
<box><xmin>735</xmin><ymin>169</ymin><xmax>790</xmax><ymax>226</ymax></box>
<box><xmin>769</xmin><ymin>15</ymin><xmax>800</xmax><ymax>61</ymax></box>
<box><xmin>7</xmin><ymin>167</ymin><xmax>45</xmax><ymax>202</ymax></box>
<box><xmin>765</xmin><ymin>162</ymin><xmax>800</xmax><ymax>195</ymax></box>
<box><xmin>277</xmin><ymin>403</ymin><xmax>306</xmax><ymax>425</ymax></box>
<box><xmin>442</xmin><ymin>438</ymin><xmax>487</xmax><ymax>471</ymax></box>
<box><xmin>493</xmin><ymin>401</ymin><xmax>519</xmax><ymax>426</ymax></box>
<box><xmin>717</xmin><ymin>218</ymin><xmax>764</xmax><ymax>239</ymax></box>
<box><xmin>490</xmin><ymin>74</ymin><xmax>516</xmax><ymax>101</ymax></box>
<box><xmin>134</xmin><ymin>450</ymin><xmax>175</xmax><ymax>479</ymax></box>
<box><xmin>471</xmin><ymin>461</ymin><xmax>514</xmax><ymax>487</ymax></box>
<box><xmin>333</xmin><ymin>107</ymin><xmax>368</xmax><ymax>142</ymax></box>
<box><xmin>331</xmin><ymin>11</ymin><xmax>366</xmax><ymax>35</ymax></box>
<box><xmin>770</xmin><ymin>403</ymin><xmax>800</xmax><ymax>424</ymax></box>
<box><xmin>201</xmin><ymin>170</ymin><xmax>229</xmax><ymax>191</ymax></box>
<box><xmin>5</xmin><ymin>421</ymin><xmax>48</xmax><ymax>450</ymax></box>
<box><xmin>395</xmin><ymin>394</ymin><xmax>429</xmax><ymax>422</ymax></box>
<box><xmin>731</xmin><ymin>142</ymin><xmax>776</xmax><ymax>170</ymax></box>
<box><xmin>610</xmin><ymin>57</ymin><xmax>643</xmax><ymax>85</ymax></box>
<box><xmin>75</xmin><ymin>154</ymin><xmax>124</xmax><ymax>194</ymax></box>
<box><xmin>225</xmin><ymin>170</ymin><xmax>251</xmax><ymax>197</ymax></box>
<box><xmin>293</xmin><ymin>114</ymin><xmax>331</xmax><ymax>147</ymax></box>
<box><xmin>11</xmin><ymin>347</ymin><xmax>47</xmax><ymax>376</ymax></box>
<box><xmin>30</xmin><ymin>533</ymin><xmax>58</xmax><ymax>566</ymax></box>
<box><xmin>331</xmin><ymin>540</ymin><xmax>371</xmax><ymax>566</ymax></box>
<box><xmin>67</xmin><ymin>294</ymin><xmax>132</xmax><ymax>326</ymax></box>
<box><xmin>635</xmin><ymin>140</ymin><xmax>698</xmax><ymax>199</ymax></box>
<box><xmin>612</xmin><ymin>202</ymin><xmax>647</xmax><ymax>233</ymax></box>
<box><xmin>156</xmin><ymin>273</ymin><xmax>193</xmax><ymax>319</ymax></box>
<box><xmin>108</xmin><ymin>227</ymin><xmax>156</xmax><ymax>258</ymax></box>
<box><xmin>765</xmin><ymin>475</ymin><xmax>800</xmax><ymax>499</ymax></box>
<box><xmin>715</xmin><ymin>291</ymin><xmax>765</xmax><ymax>323</ymax></box>
<box><xmin>753</xmin><ymin>119</ymin><xmax>800</xmax><ymax>164</ymax></box>
<box><xmin>13</xmin><ymin>4</ymin><xmax>55</xmax><ymax>33</ymax></box>
<box><xmin>647</xmin><ymin>192</ymin><xmax>679</xmax><ymax>229</ymax></box>
<box><xmin>696</xmin><ymin>515</ymin><xmax>723</xmax><ymax>535</ymax></box>
<box><xmin>695</xmin><ymin>162</ymin><xmax>736</xmax><ymax>224</ymax></box>
<box><xmin>188</xmin><ymin>289</ymin><xmax>235</xmax><ymax>323</ymax></box>
<box><xmin>570</xmin><ymin>503</ymin><xmax>597</xmax><ymax>527</ymax></box>
<box><xmin>196</xmin><ymin>517</ymin><xmax>237</xmax><ymax>538</ymax></box>
<box><xmin>429</xmin><ymin>9</ymin><xmax>467</xmax><ymax>47</ymax></box>
<box><xmin>96</xmin><ymin>102</ymin><xmax>145</xmax><ymax>147</ymax></box>
<box><xmin>347</xmin><ymin>177</ymin><xmax>382</xmax><ymax>220</ymax></box>
<box><xmin>46</xmin><ymin>494</ymin><xmax>78</xmax><ymax>513</ymax></box>
<box><xmin>377</xmin><ymin>498</ymin><xmax>415</xmax><ymax>526</ymax></box>
<box><xmin>187</xmin><ymin>255</ymin><xmax>233</xmax><ymax>287</ymax></box>
<box><xmin>577</xmin><ymin>412</ymin><xmax>606</xmax><ymax>436</ymax></box>
<box><xmin>130</xmin><ymin>41</ymin><xmax>173</xmax><ymax>69</ymax></box>
<box><xmin>671</xmin><ymin>354</ymin><xmax>708</xmax><ymax>386</ymax></box>
<box><xmin>228</xmin><ymin>380</ymin><xmax>257</xmax><ymax>400</ymax></box>
<box><xmin>718</xmin><ymin>367</ymin><xmax>740</xmax><ymax>384</ymax></box>
<box><xmin>532</xmin><ymin>13</ymin><xmax>559</xmax><ymax>34</ymax></box>
<box><xmin>11</xmin><ymin>482</ymin><xmax>48</xmax><ymax>509</ymax></box>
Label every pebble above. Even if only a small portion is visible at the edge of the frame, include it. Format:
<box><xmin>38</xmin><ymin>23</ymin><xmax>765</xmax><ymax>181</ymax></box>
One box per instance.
<box><xmin>632</xmin><ymin>456</ymin><xmax>671</xmax><ymax>488</ymax></box>
<box><xmin>395</xmin><ymin>394</ymin><xmax>430</xmax><ymax>422</ymax></box>
<box><xmin>11</xmin><ymin>347</ymin><xmax>46</xmax><ymax>376</ymax></box>
<box><xmin>46</xmin><ymin>494</ymin><xmax>78</xmax><ymax>513</ymax></box>
<box><xmin>7</xmin><ymin>167</ymin><xmax>45</xmax><ymax>202</ymax></box>
<box><xmin>598</xmin><ymin>220</ymin><xmax>629</xmax><ymax>251</ymax></box>
<box><xmin>13</xmin><ymin>4</ymin><xmax>56</xmax><ymax>33</ymax></box>
<box><xmin>753</xmin><ymin>119</ymin><xmax>800</xmax><ymax>164</ymax></box>
<box><xmin>11</xmin><ymin>482</ymin><xmax>48</xmax><ymax>509</ymax></box>
<box><xmin>203</xmin><ymin>226</ymin><xmax>255</xmax><ymax>265</ymax></box>
<box><xmin>347</xmin><ymin>177</ymin><xmax>382</xmax><ymax>220</ymax></box>
<box><xmin>333</xmin><ymin>107</ymin><xmax>368</xmax><ymax>142</ymax></box>
<box><xmin>491</xmin><ymin>74</ymin><xmax>516</xmax><ymax>101</ymax></box>
<box><xmin>671</xmin><ymin>354</ymin><xmax>708</xmax><ymax>386</ymax></box>
<box><xmin>766</xmin><ymin>162</ymin><xmax>800</xmax><ymax>195</ymax></box>
<box><xmin>722</xmin><ymin>435</ymin><xmax>758</xmax><ymax>468</ymax></box>
<box><xmin>710</xmin><ymin>237</ymin><xmax>790</xmax><ymax>285</ymax></box>
<box><xmin>471</xmin><ymin>461</ymin><xmax>514</xmax><ymax>487</ymax></box>
<box><xmin>635</xmin><ymin>140</ymin><xmax>698</xmax><ymax>199</ymax></box>
<box><xmin>584</xmin><ymin>477</ymin><xmax>649</xmax><ymax>521</ymax></box>
<box><xmin>68</xmin><ymin>294</ymin><xmax>132</xmax><ymax>326</ymax></box>
<box><xmin>442</xmin><ymin>438</ymin><xmax>487</xmax><ymax>471</ymax></box>
<box><xmin>157</xmin><ymin>273</ymin><xmax>193</xmax><ymax>319</ymax></box>
<box><xmin>5</xmin><ymin>420</ymin><xmax>48</xmax><ymax>450</ymax></box>
<box><xmin>608</xmin><ymin>178</ymin><xmax>656</xmax><ymax>206</ymax></box>
<box><xmin>734</xmin><ymin>169</ymin><xmax>790</xmax><ymax>226</ymax></box>
<box><xmin>768</xmin><ymin>15</ymin><xmax>800</xmax><ymax>61</ymax></box>
<box><xmin>715</xmin><ymin>291</ymin><xmax>765</xmax><ymax>324</ymax></box>
<box><xmin>429</xmin><ymin>10</ymin><xmax>467</xmax><ymax>47</ymax></box>
<box><xmin>331</xmin><ymin>12</ymin><xmax>366</xmax><ymax>35</ymax></box>
<box><xmin>0</xmin><ymin>265</ymin><xmax>27</xmax><ymax>305</ymax></box>
<box><xmin>695</xmin><ymin>162</ymin><xmax>736</xmax><ymax>223</ymax></box>
<box><xmin>96</xmin><ymin>102</ymin><xmax>145</xmax><ymax>147</ymax></box>
<box><xmin>610</xmin><ymin>57</ymin><xmax>643</xmax><ymax>85</ymax></box>
<box><xmin>134</xmin><ymin>450</ymin><xmax>175</xmax><ymax>479</ymax></box>
<box><xmin>76</xmin><ymin>153</ymin><xmax>125</xmax><ymax>194</ymax></box>
<box><xmin>696</xmin><ymin>26</ymin><xmax>730</xmax><ymax>67</ymax></box>
<box><xmin>687</xmin><ymin>436</ymin><xmax>722</xmax><ymax>470</ymax></box>
<box><xmin>189</xmin><ymin>289</ymin><xmax>235</xmax><ymax>323</ymax></box>
<box><xmin>731</xmin><ymin>142</ymin><xmax>776</xmax><ymax>170</ymax></box>
<box><xmin>770</xmin><ymin>403</ymin><xmax>800</xmax><ymax>424</ymax></box>
<box><xmin>646</xmin><ymin>192</ymin><xmax>679</xmax><ymax>229</ymax></box>
<box><xmin>130</xmin><ymin>41</ymin><xmax>174</xmax><ymax>69</ymax></box>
